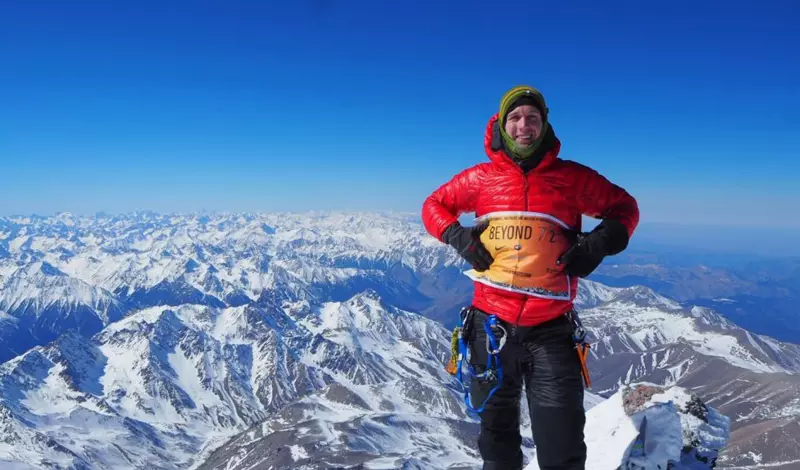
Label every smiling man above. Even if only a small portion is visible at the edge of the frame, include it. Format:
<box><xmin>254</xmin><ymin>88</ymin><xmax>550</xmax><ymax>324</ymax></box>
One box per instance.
<box><xmin>422</xmin><ymin>85</ymin><xmax>640</xmax><ymax>470</ymax></box>
<box><xmin>499</xmin><ymin>87</ymin><xmax>548</xmax><ymax>168</ymax></box>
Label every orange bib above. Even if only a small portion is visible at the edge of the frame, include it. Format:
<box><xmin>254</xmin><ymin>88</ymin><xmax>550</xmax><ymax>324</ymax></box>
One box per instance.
<box><xmin>465</xmin><ymin>211</ymin><xmax>574</xmax><ymax>300</ymax></box>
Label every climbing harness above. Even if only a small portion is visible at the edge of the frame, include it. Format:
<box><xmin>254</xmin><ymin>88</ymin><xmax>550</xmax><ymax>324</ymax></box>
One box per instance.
<box><xmin>446</xmin><ymin>307</ymin><xmax>592</xmax><ymax>412</ymax></box>
<box><xmin>446</xmin><ymin>306</ymin><xmax>507</xmax><ymax>414</ymax></box>
<box><xmin>567</xmin><ymin>309</ymin><xmax>592</xmax><ymax>389</ymax></box>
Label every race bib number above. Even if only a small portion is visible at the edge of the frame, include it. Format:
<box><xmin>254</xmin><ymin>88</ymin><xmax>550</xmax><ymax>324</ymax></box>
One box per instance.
<box><xmin>464</xmin><ymin>211</ymin><xmax>574</xmax><ymax>300</ymax></box>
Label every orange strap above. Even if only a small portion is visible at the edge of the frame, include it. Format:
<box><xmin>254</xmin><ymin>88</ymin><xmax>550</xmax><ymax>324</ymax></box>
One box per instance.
<box><xmin>576</xmin><ymin>343</ymin><xmax>592</xmax><ymax>389</ymax></box>
<box><xmin>445</xmin><ymin>357</ymin><xmax>458</xmax><ymax>375</ymax></box>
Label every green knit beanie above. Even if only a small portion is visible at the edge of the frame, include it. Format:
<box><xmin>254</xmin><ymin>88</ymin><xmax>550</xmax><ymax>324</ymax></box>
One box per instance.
<box><xmin>499</xmin><ymin>86</ymin><xmax>549</xmax><ymax>159</ymax></box>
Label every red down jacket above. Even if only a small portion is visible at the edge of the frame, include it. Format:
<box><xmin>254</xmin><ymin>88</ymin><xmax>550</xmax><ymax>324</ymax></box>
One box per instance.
<box><xmin>422</xmin><ymin>114</ymin><xmax>639</xmax><ymax>327</ymax></box>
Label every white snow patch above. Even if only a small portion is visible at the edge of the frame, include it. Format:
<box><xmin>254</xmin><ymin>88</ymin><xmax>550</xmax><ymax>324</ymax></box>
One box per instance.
<box><xmin>289</xmin><ymin>444</ymin><xmax>309</xmax><ymax>460</ymax></box>
<box><xmin>526</xmin><ymin>386</ymin><xmax>729</xmax><ymax>470</ymax></box>
<box><xmin>20</xmin><ymin>363</ymin><xmax>82</xmax><ymax>415</ymax></box>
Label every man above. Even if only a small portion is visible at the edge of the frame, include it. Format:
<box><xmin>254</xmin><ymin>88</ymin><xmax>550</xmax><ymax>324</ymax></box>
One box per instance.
<box><xmin>421</xmin><ymin>85</ymin><xmax>639</xmax><ymax>470</ymax></box>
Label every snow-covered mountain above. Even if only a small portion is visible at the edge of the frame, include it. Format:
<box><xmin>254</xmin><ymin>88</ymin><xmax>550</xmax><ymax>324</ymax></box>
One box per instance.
<box><xmin>195</xmin><ymin>380</ymin><xmax>483</xmax><ymax>470</ymax></box>
<box><xmin>0</xmin><ymin>288</ymin><xmax>469</xmax><ymax>469</ymax></box>
<box><xmin>575</xmin><ymin>281</ymin><xmax>800</xmax><ymax>382</ymax></box>
<box><xmin>0</xmin><ymin>260</ymin><xmax>124</xmax><ymax>362</ymax></box>
<box><xmin>0</xmin><ymin>211</ymin><xmax>795</xmax><ymax>468</ymax></box>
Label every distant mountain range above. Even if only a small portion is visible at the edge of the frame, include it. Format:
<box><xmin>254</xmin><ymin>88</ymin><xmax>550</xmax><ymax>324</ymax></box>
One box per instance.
<box><xmin>0</xmin><ymin>212</ymin><xmax>797</xmax><ymax>468</ymax></box>
<box><xmin>591</xmin><ymin>248</ymin><xmax>800</xmax><ymax>344</ymax></box>
<box><xmin>0</xmin><ymin>211</ymin><xmax>471</xmax><ymax>363</ymax></box>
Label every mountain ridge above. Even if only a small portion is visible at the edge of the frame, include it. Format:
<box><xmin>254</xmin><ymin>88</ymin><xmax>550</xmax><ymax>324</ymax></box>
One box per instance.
<box><xmin>0</xmin><ymin>211</ymin><xmax>464</xmax><ymax>363</ymax></box>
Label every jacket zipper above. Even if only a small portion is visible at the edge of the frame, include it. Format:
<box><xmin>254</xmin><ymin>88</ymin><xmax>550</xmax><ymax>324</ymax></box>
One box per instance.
<box><xmin>511</xmin><ymin>174</ymin><xmax>529</xmax><ymax>337</ymax></box>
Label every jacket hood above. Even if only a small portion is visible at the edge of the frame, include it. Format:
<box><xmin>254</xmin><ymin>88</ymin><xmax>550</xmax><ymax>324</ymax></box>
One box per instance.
<box><xmin>483</xmin><ymin>113</ymin><xmax>561</xmax><ymax>172</ymax></box>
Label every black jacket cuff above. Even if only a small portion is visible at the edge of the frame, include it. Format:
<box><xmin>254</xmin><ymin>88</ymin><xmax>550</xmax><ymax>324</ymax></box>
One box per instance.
<box><xmin>441</xmin><ymin>222</ymin><xmax>462</xmax><ymax>245</ymax></box>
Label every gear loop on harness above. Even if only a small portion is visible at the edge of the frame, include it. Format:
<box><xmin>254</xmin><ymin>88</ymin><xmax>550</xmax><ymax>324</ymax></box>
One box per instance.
<box><xmin>451</xmin><ymin>306</ymin><xmax>506</xmax><ymax>415</ymax></box>
<box><xmin>566</xmin><ymin>309</ymin><xmax>592</xmax><ymax>389</ymax></box>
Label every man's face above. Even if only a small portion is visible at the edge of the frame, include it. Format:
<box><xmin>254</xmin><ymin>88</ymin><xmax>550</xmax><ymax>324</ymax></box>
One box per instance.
<box><xmin>503</xmin><ymin>105</ymin><xmax>543</xmax><ymax>147</ymax></box>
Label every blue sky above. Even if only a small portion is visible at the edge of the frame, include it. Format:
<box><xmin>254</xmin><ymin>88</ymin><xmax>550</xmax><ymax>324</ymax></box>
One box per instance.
<box><xmin>1</xmin><ymin>0</ymin><xmax>798</xmax><ymax>230</ymax></box>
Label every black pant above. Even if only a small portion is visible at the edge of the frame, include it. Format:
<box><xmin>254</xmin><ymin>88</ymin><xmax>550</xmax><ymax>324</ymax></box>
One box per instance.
<box><xmin>466</xmin><ymin>307</ymin><xmax>587</xmax><ymax>470</ymax></box>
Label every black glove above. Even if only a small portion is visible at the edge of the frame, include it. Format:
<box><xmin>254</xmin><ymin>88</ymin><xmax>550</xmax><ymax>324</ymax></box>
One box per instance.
<box><xmin>442</xmin><ymin>222</ymin><xmax>494</xmax><ymax>271</ymax></box>
<box><xmin>556</xmin><ymin>219</ymin><xmax>629</xmax><ymax>278</ymax></box>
